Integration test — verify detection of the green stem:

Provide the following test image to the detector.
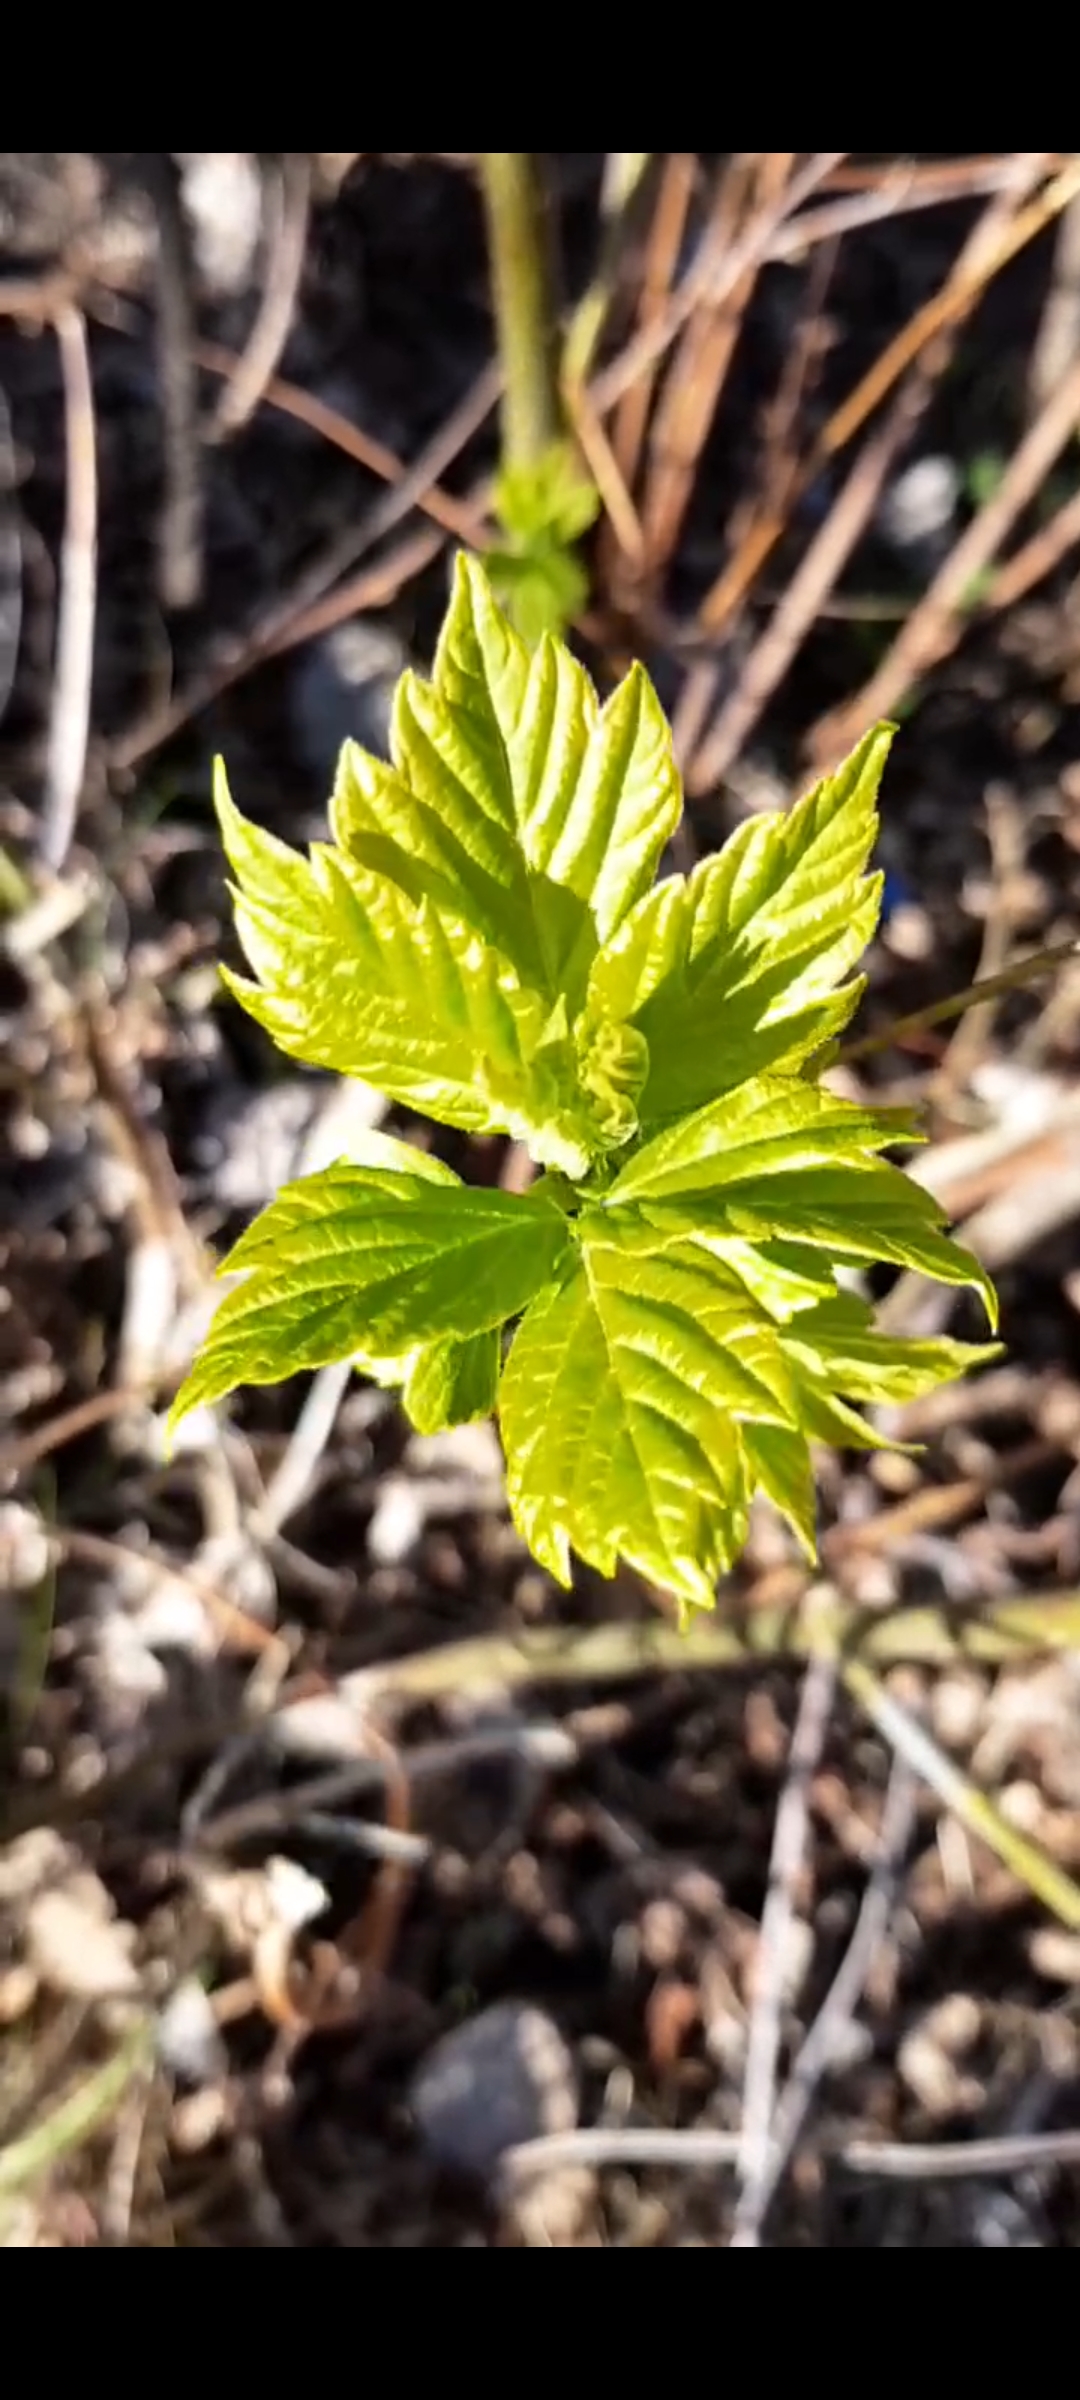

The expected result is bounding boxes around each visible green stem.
[478,154,563,471]
[0,2019,151,2198]
[354,1589,1080,1708]
[842,1655,1080,1931]
[838,938,1078,1068]
[563,152,654,390]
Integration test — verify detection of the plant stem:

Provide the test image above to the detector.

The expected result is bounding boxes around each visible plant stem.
[353,1588,1080,1707]
[478,154,563,471]
[842,1655,1080,1930]
[563,153,654,390]
[838,938,1078,1067]
[0,2018,151,2197]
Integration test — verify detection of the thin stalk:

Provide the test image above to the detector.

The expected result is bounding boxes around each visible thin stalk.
[478,153,563,470]
[352,1590,1080,1709]
[0,2019,152,2198]
[842,1656,1080,1931]
[838,940,1079,1068]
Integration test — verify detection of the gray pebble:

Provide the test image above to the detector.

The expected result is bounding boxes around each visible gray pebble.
[410,2002,578,2181]
[879,456,959,558]
[290,621,407,784]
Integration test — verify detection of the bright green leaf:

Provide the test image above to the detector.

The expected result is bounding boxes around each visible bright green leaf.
[782,1293,1002,1406]
[335,555,681,1004]
[169,1163,570,1436]
[216,766,612,1179]
[609,1074,921,1207]
[495,444,601,549]
[739,1422,818,1560]
[486,545,590,649]
[185,575,1007,1611]
[500,1218,799,1611]
[587,725,892,1123]
[405,1330,502,1437]
[607,1072,997,1333]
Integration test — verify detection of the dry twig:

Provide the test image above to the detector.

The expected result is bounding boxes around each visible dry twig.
[212,152,313,441]
[732,1650,837,2247]
[40,305,97,873]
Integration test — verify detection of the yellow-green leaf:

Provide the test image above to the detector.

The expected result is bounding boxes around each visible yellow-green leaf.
[405,1331,501,1437]
[334,554,681,1008]
[216,767,612,1179]
[169,1162,571,1437]
[587,726,892,1124]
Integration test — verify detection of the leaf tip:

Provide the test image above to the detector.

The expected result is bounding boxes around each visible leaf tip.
[212,755,234,824]
[163,1379,197,1458]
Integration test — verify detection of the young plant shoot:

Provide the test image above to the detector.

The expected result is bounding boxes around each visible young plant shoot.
[169,558,998,1614]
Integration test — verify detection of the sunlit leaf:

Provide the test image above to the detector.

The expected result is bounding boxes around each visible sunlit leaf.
[216,766,612,1178]
[183,567,1004,1611]
[404,1331,502,1437]
[586,726,891,1123]
[169,1162,570,1436]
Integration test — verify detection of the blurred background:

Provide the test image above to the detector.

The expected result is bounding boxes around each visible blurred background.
[3,152,1080,2247]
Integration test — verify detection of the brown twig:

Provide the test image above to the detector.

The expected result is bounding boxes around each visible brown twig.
[772,156,1062,261]
[498,2118,1080,2193]
[250,1360,353,1543]
[687,395,920,793]
[984,485,1080,614]
[212,152,313,441]
[821,157,1077,462]
[111,361,499,772]
[40,304,97,873]
[192,338,489,543]
[838,938,1079,1068]
[82,997,206,1298]
[935,785,1029,1098]
[842,2130,1080,2184]
[0,379,22,726]
[111,521,446,772]
[641,156,795,580]
[1029,185,1080,416]
[56,1527,286,1664]
[0,270,77,322]
[195,1724,578,1855]
[824,156,1068,196]
[593,154,848,417]
[694,154,1055,645]
[0,1388,146,1481]
[811,342,1080,762]
[824,1443,1059,1564]
[672,237,839,770]
[609,153,698,501]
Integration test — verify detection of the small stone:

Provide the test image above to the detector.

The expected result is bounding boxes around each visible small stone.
[410,2002,577,2181]
[157,1979,228,2086]
[1028,1928,1080,1987]
[171,2088,231,2156]
[880,456,959,554]
[507,2167,597,2249]
[27,1881,140,2002]
[898,1995,982,2117]
[0,1965,38,2026]
[0,1503,51,1593]
[174,152,263,295]
[290,621,407,785]
[367,1478,424,1567]
[404,1421,504,1483]
[930,1673,987,1754]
